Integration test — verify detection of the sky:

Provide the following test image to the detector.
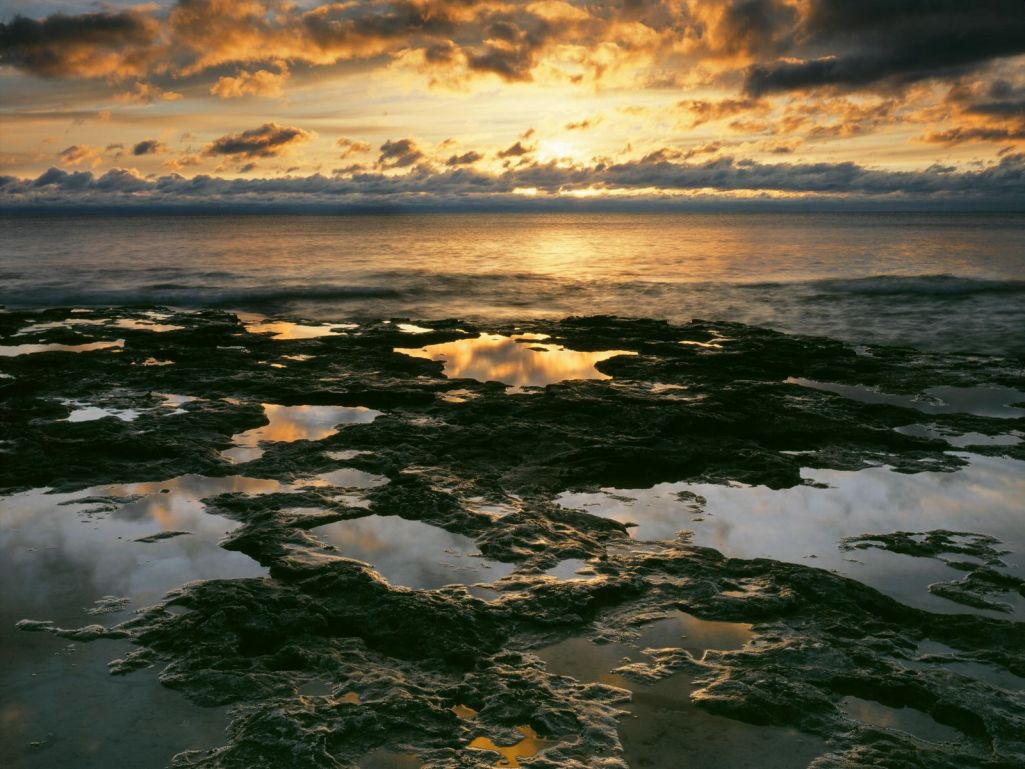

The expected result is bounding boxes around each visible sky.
[1,0,1024,209]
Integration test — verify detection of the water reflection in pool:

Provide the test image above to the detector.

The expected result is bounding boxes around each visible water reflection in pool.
[1,475,276,625]
[535,612,821,769]
[786,378,1025,419]
[558,455,1025,617]
[0,340,124,357]
[395,333,635,390]
[239,312,357,340]
[467,725,558,767]
[312,515,514,590]
[0,474,275,769]
[840,696,964,744]
[222,404,382,464]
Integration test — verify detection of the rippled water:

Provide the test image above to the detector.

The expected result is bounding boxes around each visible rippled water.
[2,212,1024,354]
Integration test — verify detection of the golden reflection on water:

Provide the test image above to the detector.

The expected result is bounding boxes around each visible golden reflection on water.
[112,318,184,332]
[468,725,558,767]
[654,611,754,656]
[223,404,380,463]
[395,333,635,389]
[239,312,356,340]
[0,339,124,357]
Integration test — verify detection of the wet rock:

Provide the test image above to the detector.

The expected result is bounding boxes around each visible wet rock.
[5,308,1025,769]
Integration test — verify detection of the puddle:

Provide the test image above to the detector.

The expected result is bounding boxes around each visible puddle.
[324,450,371,461]
[639,610,754,657]
[679,339,724,349]
[439,388,479,403]
[841,696,964,743]
[394,333,635,390]
[0,638,230,769]
[536,613,819,769]
[558,455,1025,618]
[58,393,196,423]
[15,314,183,337]
[307,467,389,489]
[15,318,109,334]
[63,405,140,423]
[239,313,357,340]
[895,424,1022,447]
[450,701,558,766]
[468,725,558,767]
[359,748,422,769]
[0,474,274,768]
[156,393,196,414]
[544,558,594,581]
[222,404,381,464]
[110,318,184,333]
[911,640,1025,690]
[396,323,433,334]
[787,379,1025,419]
[311,515,514,590]
[0,340,124,357]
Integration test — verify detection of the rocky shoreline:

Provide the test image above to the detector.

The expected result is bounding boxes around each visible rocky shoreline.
[2,308,1023,768]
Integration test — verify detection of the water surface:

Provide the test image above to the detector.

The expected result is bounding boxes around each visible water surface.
[3,212,1024,354]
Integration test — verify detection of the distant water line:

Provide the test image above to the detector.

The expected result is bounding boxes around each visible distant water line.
[2,211,1023,354]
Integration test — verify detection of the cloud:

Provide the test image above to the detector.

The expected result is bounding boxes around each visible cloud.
[210,65,289,99]
[744,1,1025,95]
[497,141,533,159]
[56,144,101,167]
[677,98,767,127]
[0,11,159,78]
[565,118,600,131]
[336,138,372,159]
[205,123,313,159]
[115,82,184,104]
[377,138,424,168]
[446,151,483,166]
[922,126,1025,145]
[3,0,1024,105]
[163,153,203,171]
[6,152,1022,209]
[132,139,167,156]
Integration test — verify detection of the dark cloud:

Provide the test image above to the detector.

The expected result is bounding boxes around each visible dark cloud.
[446,151,483,166]
[745,0,1025,95]
[132,139,166,156]
[378,138,424,168]
[497,141,533,159]
[712,0,797,57]
[0,11,157,78]
[336,137,372,159]
[965,101,1025,119]
[5,153,1023,208]
[677,98,766,126]
[923,126,1025,145]
[565,118,600,131]
[205,123,312,159]
[3,0,1023,105]
[55,145,98,166]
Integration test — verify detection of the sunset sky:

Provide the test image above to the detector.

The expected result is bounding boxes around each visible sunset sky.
[1,0,1024,208]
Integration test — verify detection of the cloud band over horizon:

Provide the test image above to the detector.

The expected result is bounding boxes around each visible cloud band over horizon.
[2,1,1024,208]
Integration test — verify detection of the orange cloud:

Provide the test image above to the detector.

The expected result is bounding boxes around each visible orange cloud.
[210,65,289,99]
[56,144,102,167]
[205,123,314,159]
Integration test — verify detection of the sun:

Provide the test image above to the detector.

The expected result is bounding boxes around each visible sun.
[537,138,587,163]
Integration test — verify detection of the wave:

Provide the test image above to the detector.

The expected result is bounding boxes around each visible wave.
[805,274,1025,297]
[0,283,403,309]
